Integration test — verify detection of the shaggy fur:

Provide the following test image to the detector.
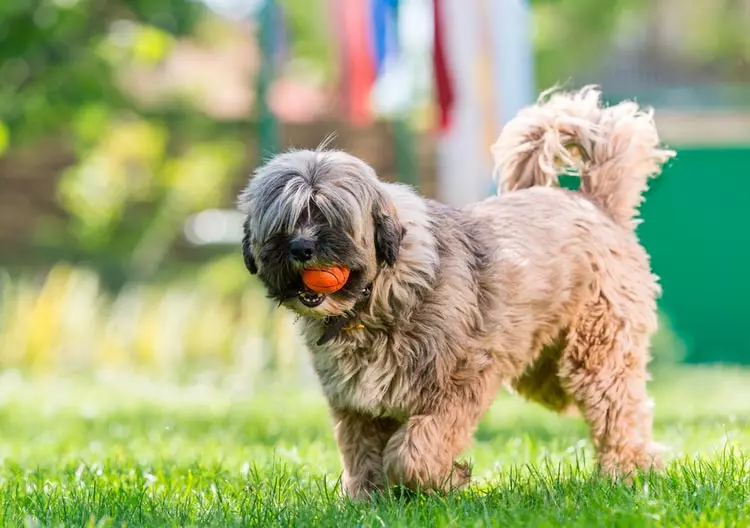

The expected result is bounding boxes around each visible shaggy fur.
[238,86,676,499]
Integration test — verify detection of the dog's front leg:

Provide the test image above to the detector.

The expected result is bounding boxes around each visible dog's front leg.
[380,354,500,493]
[381,412,476,493]
[331,408,400,500]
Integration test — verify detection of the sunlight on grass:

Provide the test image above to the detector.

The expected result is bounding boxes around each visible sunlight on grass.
[0,367,748,526]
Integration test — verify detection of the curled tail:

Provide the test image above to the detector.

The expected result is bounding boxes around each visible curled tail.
[491,86,675,228]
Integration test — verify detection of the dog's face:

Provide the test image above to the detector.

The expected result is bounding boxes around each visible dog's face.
[238,149,404,318]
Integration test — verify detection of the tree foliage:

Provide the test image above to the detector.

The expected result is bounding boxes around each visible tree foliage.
[0,0,205,146]
[530,0,648,89]
[1,0,247,285]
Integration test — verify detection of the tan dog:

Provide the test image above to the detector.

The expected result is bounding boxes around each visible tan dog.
[238,86,675,499]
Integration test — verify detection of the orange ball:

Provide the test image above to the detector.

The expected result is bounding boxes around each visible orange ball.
[302,266,350,294]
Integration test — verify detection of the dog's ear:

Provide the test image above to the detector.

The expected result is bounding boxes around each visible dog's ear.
[241,221,258,275]
[372,198,405,267]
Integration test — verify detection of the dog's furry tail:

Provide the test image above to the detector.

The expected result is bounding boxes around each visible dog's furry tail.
[491,86,675,228]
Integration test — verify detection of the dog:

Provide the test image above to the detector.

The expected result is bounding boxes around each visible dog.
[238,86,675,499]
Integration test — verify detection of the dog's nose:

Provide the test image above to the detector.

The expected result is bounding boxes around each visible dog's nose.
[289,239,315,262]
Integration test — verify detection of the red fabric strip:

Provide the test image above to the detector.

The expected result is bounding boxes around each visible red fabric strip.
[432,0,454,132]
[342,0,376,125]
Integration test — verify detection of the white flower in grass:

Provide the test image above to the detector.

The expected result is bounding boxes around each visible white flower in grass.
[143,471,158,486]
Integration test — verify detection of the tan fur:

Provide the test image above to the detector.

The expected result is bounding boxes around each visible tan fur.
[239,87,676,499]
[492,85,675,228]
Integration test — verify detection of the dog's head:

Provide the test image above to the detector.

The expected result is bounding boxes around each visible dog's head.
[238,149,405,318]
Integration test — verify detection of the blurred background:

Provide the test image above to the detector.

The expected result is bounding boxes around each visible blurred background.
[1,0,749,387]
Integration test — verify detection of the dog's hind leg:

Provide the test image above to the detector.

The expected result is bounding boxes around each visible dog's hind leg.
[559,295,663,479]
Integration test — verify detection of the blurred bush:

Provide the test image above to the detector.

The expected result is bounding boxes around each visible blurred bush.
[58,116,245,279]
[0,263,309,379]
[0,0,257,288]
[0,0,204,144]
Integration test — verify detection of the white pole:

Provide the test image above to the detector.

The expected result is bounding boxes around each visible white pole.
[434,0,485,207]
[490,0,535,127]
[435,0,535,205]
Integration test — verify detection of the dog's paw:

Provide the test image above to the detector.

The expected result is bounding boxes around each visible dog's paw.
[598,444,665,484]
[383,456,472,493]
[447,460,473,490]
[341,471,386,502]
[342,483,384,502]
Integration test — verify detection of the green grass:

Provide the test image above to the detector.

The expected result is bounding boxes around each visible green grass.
[1,367,749,527]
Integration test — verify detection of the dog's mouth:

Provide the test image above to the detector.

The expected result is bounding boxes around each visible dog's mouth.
[282,267,361,309]
[296,265,356,308]
[298,289,326,307]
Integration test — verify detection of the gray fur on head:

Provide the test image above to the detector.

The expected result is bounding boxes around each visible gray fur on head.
[238,148,404,317]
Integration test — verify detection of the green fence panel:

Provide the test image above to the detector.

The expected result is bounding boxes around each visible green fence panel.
[638,147,750,364]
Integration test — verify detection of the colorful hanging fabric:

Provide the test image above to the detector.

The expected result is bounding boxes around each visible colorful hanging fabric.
[371,0,400,74]
[329,0,348,115]
[432,0,454,132]
[332,0,377,126]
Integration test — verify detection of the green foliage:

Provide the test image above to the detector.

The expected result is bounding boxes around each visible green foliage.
[56,115,246,276]
[678,0,750,74]
[0,0,255,282]
[0,368,749,525]
[0,0,204,144]
[531,0,648,89]
[0,121,8,157]
[277,0,336,79]
[531,0,750,89]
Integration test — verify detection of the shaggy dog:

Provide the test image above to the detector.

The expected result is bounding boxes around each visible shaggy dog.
[238,87,675,499]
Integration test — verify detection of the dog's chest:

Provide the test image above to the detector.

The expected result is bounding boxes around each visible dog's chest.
[311,339,408,418]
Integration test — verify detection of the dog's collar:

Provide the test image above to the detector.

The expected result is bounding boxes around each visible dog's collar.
[316,284,372,346]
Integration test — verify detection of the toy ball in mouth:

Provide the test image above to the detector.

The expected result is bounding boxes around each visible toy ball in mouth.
[301,266,350,295]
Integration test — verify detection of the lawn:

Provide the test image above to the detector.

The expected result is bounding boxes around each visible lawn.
[0,367,749,527]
